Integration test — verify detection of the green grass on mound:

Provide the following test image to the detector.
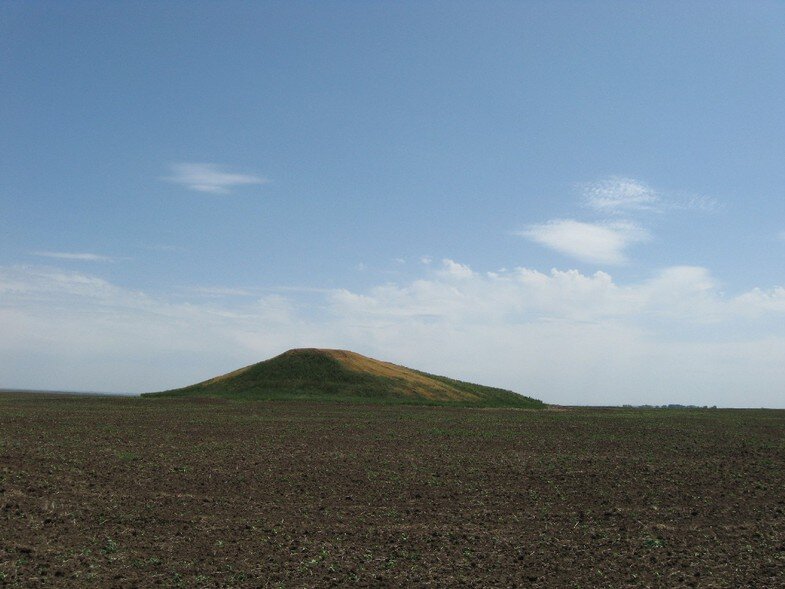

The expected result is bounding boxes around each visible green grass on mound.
[143,348,544,409]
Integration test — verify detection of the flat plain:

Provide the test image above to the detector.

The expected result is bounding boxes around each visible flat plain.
[1,393,784,588]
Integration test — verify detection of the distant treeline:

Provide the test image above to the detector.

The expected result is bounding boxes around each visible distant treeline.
[622,404,718,410]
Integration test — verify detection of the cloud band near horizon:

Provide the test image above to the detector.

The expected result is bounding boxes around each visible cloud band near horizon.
[2,260,785,408]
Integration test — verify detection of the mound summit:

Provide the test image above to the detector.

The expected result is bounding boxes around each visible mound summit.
[145,348,544,408]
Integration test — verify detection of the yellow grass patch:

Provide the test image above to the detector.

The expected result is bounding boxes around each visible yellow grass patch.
[321,349,481,402]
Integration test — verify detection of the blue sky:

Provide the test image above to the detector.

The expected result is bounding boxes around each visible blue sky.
[2,2,785,406]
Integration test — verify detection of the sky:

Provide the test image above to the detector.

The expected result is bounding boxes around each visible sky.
[2,1,785,407]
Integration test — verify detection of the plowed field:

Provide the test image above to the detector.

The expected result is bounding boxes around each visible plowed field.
[1,394,784,587]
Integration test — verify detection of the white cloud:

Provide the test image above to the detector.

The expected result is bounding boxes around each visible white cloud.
[327,264,738,326]
[438,259,474,279]
[166,163,268,194]
[733,286,785,315]
[582,176,659,213]
[519,219,649,265]
[3,263,785,407]
[31,251,115,262]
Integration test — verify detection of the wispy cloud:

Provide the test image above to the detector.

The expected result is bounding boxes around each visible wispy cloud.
[581,176,719,214]
[582,176,659,213]
[166,163,268,194]
[668,194,721,212]
[189,286,254,297]
[31,251,115,262]
[519,220,649,265]
[139,243,188,253]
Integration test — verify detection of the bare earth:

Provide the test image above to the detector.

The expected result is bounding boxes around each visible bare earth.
[1,393,784,587]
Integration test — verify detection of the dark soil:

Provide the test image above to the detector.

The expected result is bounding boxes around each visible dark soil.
[1,394,784,587]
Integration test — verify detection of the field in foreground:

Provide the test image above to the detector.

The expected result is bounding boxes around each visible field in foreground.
[1,394,784,588]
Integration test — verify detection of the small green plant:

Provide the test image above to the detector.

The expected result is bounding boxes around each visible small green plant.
[116,451,139,461]
[102,538,118,554]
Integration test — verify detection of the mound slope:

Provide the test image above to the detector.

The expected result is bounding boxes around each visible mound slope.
[144,348,544,408]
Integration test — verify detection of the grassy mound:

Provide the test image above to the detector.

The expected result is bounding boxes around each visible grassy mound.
[143,348,544,408]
